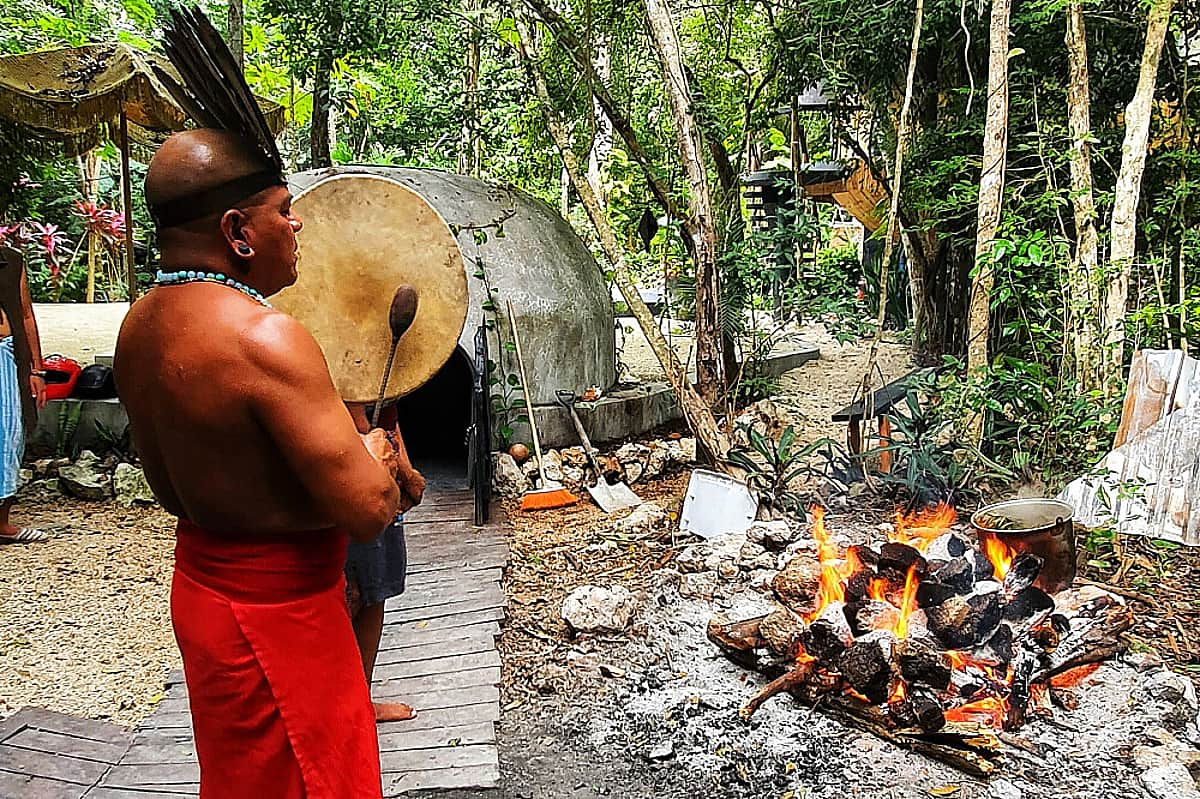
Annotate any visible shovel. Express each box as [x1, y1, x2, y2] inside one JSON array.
[[555, 390, 642, 514]]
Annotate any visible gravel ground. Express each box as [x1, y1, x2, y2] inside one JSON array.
[[0, 484, 177, 727]]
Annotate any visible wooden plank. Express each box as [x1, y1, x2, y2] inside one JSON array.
[[372, 650, 501, 682], [375, 722, 494, 753], [147, 696, 190, 715], [120, 741, 197, 766], [382, 607, 505, 638], [386, 582, 502, 611], [100, 785, 197, 797], [128, 731, 193, 749], [387, 594, 506, 624], [0, 769, 86, 799], [375, 666, 501, 697], [405, 556, 508, 575], [405, 542, 509, 566], [379, 743, 497, 773], [402, 568, 502, 590], [102, 762, 199, 786], [85, 789, 194, 799], [135, 712, 192, 732], [378, 620, 500, 651], [0, 709, 33, 743], [373, 703, 499, 734], [374, 633, 496, 665], [7, 728, 129, 764], [20, 709, 131, 746], [384, 762, 500, 793], [0, 745, 110, 785], [374, 684, 499, 710]]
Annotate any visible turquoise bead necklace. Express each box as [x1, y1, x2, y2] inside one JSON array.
[[154, 270, 272, 308]]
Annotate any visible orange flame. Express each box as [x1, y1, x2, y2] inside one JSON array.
[[981, 534, 1015, 580], [892, 503, 957, 551], [893, 566, 920, 639], [803, 506, 859, 624]]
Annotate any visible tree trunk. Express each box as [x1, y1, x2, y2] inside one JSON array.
[[858, 0, 924, 409], [642, 0, 724, 403], [511, 7, 732, 464], [228, 0, 244, 68], [1064, 0, 1102, 393], [965, 0, 1012, 443], [1104, 0, 1175, 389], [459, 0, 482, 177], [586, 36, 613, 206], [310, 47, 336, 169]]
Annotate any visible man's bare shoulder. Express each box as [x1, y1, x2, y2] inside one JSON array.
[[236, 307, 329, 380]]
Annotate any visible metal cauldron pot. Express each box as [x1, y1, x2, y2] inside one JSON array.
[[970, 498, 1076, 593]]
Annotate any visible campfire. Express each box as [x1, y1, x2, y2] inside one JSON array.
[[708, 504, 1134, 776]]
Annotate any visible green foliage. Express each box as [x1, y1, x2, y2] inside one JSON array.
[[55, 401, 81, 459], [727, 423, 840, 519]]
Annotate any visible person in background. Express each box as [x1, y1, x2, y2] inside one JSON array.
[[345, 400, 425, 722], [0, 245, 47, 544]]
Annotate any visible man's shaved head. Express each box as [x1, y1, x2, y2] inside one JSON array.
[[146, 129, 270, 211]]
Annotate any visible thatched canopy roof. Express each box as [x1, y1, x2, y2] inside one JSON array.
[[0, 42, 285, 155]]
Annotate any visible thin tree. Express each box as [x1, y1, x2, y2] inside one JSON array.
[[965, 0, 1013, 444], [228, 0, 244, 68], [510, 5, 732, 463], [641, 0, 725, 403], [1064, 0, 1102, 392], [1104, 0, 1175, 388]]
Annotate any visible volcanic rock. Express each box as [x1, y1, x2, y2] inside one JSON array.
[[926, 592, 1003, 650], [1003, 586, 1055, 624], [801, 602, 852, 665], [878, 542, 927, 578], [925, 532, 969, 561], [772, 554, 823, 616], [896, 639, 952, 691], [759, 608, 807, 658], [839, 631, 895, 704], [844, 599, 900, 637], [929, 557, 975, 593], [1003, 552, 1044, 594]]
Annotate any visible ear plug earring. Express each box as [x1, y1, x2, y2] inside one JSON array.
[[237, 244, 252, 256]]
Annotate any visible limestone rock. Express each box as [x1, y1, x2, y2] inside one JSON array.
[[760, 607, 806, 658], [113, 463, 156, 507], [644, 444, 670, 480], [737, 541, 776, 571], [562, 585, 638, 633], [748, 520, 798, 549], [623, 460, 644, 484], [560, 446, 588, 468], [676, 543, 715, 574], [612, 502, 667, 536], [541, 449, 564, 483], [58, 452, 113, 501], [562, 465, 586, 491], [615, 443, 649, 484], [716, 560, 740, 582], [733, 400, 794, 447], [679, 438, 697, 463], [520, 457, 540, 482], [492, 453, 531, 499], [679, 571, 719, 600]]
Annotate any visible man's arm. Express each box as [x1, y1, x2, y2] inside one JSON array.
[[346, 403, 424, 511], [18, 266, 45, 408], [245, 312, 400, 542]]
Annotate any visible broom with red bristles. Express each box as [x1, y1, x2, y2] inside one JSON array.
[[507, 301, 578, 512]]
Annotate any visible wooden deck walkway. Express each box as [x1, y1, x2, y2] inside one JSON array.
[[0, 485, 508, 797]]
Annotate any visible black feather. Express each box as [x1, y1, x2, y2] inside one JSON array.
[[152, 6, 283, 174]]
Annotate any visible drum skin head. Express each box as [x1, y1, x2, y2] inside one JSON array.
[[274, 174, 468, 403]]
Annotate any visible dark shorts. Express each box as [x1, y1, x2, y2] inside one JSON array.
[[345, 518, 407, 611]]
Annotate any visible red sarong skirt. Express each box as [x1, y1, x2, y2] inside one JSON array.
[[171, 520, 382, 799]]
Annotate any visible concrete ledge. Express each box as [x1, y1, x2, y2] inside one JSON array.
[[28, 398, 129, 458]]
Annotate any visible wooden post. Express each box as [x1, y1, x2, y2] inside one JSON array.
[[878, 415, 893, 473], [119, 111, 138, 302]]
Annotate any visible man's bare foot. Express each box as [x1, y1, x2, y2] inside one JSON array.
[[374, 702, 416, 722]]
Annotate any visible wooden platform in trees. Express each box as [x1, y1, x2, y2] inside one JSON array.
[[0, 485, 508, 797]]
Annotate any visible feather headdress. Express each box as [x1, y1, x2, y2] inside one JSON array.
[[148, 5, 284, 227]]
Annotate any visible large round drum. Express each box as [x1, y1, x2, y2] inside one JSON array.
[[274, 174, 468, 403]]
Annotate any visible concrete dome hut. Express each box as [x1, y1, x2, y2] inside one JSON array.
[[288, 165, 622, 495]]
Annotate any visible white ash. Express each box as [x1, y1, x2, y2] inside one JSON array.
[[576, 575, 1199, 799]]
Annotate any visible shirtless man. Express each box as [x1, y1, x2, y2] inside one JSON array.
[[0, 247, 47, 543], [114, 129, 398, 799]]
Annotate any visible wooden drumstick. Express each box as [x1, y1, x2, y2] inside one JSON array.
[[370, 285, 419, 428]]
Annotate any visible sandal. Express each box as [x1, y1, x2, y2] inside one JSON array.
[[0, 528, 47, 544]]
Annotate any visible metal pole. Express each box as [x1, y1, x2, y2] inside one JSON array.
[[119, 111, 138, 302]]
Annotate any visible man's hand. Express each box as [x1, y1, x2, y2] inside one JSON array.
[[29, 374, 45, 409], [361, 429, 400, 479], [397, 466, 425, 512]]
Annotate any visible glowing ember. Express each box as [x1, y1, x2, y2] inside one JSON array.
[[1049, 662, 1101, 688], [981, 534, 1016, 580], [943, 695, 1007, 727], [892, 503, 957, 551]]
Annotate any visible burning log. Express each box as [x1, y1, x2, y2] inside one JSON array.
[[838, 632, 894, 703], [980, 623, 1015, 665], [707, 615, 767, 671], [738, 659, 816, 721], [759, 608, 806, 659], [772, 555, 823, 617], [917, 580, 957, 609], [890, 689, 946, 733], [1004, 648, 1040, 730], [1002, 553, 1044, 594]]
